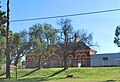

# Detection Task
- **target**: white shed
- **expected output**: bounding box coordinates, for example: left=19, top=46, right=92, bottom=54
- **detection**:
left=91, top=53, right=120, bottom=67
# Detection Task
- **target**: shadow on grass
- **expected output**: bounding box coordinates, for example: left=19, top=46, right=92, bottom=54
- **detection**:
left=0, top=72, right=6, bottom=80
left=0, top=77, right=6, bottom=80
left=37, top=68, right=66, bottom=81
left=20, top=68, right=66, bottom=82
left=0, top=73, right=6, bottom=77
left=102, top=80, right=117, bottom=82
left=0, top=73, right=6, bottom=80
left=22, top=68, right=39, bottom=77
left=48, top=68, right=66, bottom=77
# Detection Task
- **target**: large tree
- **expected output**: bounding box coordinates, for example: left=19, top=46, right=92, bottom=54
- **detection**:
left=29, top=23, right=57, bottom=68
left=57, top=18, right=96, bottom=69
left=114, top=25, right=120, bottom=47
left=29, top=24, right=45, bottom=69
left=58, top=18, right=73, bottom=69
left=0, top=3, right=6, bottom=69
left=10, top=30, right=31, bottom=79
left=11, top=30, right=30, bottom=66
left=30, top=38, right=46, bottom=69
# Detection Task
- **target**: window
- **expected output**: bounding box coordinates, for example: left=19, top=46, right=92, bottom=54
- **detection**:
left=77, top=56, right=81, bottom=63
left=81, top=55, right=86, bottom=66
left=67, top=55, right=72, bottom=66
left=103, top=57, right=108, bottom=61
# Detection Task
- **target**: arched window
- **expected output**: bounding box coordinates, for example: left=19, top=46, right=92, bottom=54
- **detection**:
left=77, top=55, right=81, bottom=63
left=81, top=55, right=86, bottom=66
left=32, top=57, right=36, bottom=68
left=67, top=55, right=73, bottom=67
left=76, top=55, right=81, bottom=67
left=48, top=55, right=59, bottom=68
left=27, top=57, right=32, bottom=67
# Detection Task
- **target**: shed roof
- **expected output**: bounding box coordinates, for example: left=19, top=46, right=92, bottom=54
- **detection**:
left=92, top=52, right=120, bottom=56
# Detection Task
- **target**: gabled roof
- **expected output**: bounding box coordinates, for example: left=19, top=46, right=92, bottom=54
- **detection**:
left=66, top=41, right=90, bottom=51
left=58, top=41, right=91, bottom=52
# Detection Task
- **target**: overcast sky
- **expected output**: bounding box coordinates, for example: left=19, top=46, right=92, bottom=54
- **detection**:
left=1, top=0, right=120, bottom=54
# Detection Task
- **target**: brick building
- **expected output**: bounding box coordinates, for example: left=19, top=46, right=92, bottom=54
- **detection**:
left=26, top=39, right=97, bottom=68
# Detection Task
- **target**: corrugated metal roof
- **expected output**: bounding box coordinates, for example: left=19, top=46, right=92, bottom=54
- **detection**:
left=93, top=52, right=120, bottom=56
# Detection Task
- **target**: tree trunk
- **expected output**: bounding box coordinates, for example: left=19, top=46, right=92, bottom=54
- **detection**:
left=64, top=52, right=68, bottom=70
left=64, top=29, right=68, bottom=70
left=37, top=55, right=41, bottom=69
left=16, top=64, right=17, bottom=79
left=6, top=0, right=10, bottom=79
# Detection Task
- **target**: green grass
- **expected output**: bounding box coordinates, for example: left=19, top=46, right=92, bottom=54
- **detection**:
left=0, top=67, right=120, bottom=82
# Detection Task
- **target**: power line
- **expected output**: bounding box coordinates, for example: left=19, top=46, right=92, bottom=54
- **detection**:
left=10, top=8, right=120, bottom=23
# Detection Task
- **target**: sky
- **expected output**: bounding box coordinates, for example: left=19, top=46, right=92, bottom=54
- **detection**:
left=1, top=0, right=120, bottom=54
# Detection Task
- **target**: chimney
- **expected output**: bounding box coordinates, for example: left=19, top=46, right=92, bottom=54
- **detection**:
left=74, top=33, right=78, bottom=43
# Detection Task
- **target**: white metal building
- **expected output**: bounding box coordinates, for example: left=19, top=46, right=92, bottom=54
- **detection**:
left=91, top=53, right=120, bottom=67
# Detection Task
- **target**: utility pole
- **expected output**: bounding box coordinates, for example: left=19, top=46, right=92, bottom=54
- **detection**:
left=6, top=0, right=10, bottom=79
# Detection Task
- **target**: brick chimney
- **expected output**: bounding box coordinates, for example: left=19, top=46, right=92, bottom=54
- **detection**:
left=74, top=33, right=78, bottom=43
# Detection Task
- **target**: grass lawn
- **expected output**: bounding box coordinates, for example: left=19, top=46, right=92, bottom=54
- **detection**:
left=0, top=67, right=120, bottom=82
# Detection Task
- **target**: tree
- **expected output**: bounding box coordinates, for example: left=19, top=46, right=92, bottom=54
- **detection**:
left=6, top=0, right=11, bottom=79
left=0, top=5, right=6, bottom=27
left=0, top=26, right=6, bottom=68
left=29, top=23, right=57, bottom=68
left=31, top=38, right=46, bottom=69
left=11, top=30, right=30, bottom=66
left=0, top=36, right=6, bottom=68
left=44, top=23, right=57, bottom=44
left=11, top=30, right=31, bottom=79
left=0, top=2, right=7, bottom=65
left=57, top=18, right=96, bottom=69
left=76, top=29, right=96, bottom=46
left=0, top=26, right=6, bottom=36
left=29, top=24, right=44, bottom=68
left=114, top=25, right=120, bottom=47
left=58, top=18, right=73, bottom=69
left=12, top=33, right=20, bottom=79
left=0, top=1, right=11, bottom=78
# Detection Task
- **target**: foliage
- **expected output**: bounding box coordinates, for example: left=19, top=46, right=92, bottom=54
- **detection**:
left=11, top=30, right=30, bottom=66
left=29, top=23, right=57, bottom=68
left=10, top=23, right=57, bottom=69
left=44, top=23, right=57, bottom=44
left=0, top=4, right=6, bottom=68
left=114, top=25, right=120, bottom=47
left=1, top=18, right=97, bottom=78
left=0, top=5, right=6, bottom=27
left=0, top=36, right=6, bottom=67
left=30, top=38, right=46, bottom=68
